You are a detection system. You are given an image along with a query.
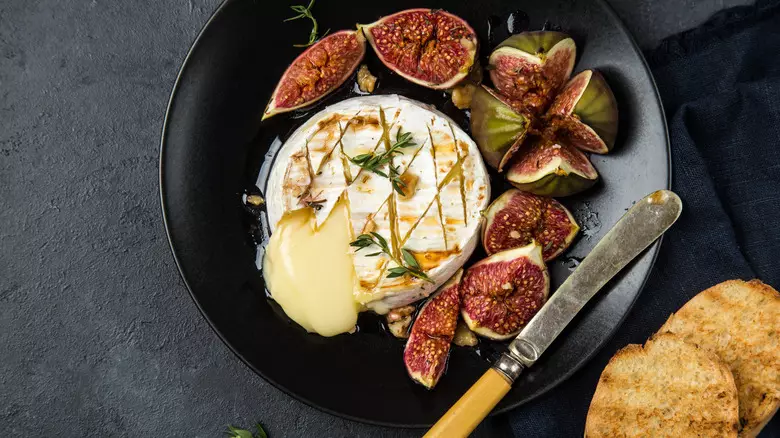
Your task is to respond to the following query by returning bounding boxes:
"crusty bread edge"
[584,333,740,437]
[737,280,780,437]
[740,404,779,438]
[584,343,644,438]
[660,279,780,437]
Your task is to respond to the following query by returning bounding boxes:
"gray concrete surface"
[0,0,751,436]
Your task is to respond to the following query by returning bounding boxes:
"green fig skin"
[505,138,599,197]
[509,172,597,198]
[495,31,572,54]
[548,70,618,153]
[470,85,530,170]
[572,71,618,151]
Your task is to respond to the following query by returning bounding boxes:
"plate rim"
[159,0,671,428]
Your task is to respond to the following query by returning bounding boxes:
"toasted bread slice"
[585,333,739,437]
[659,279,780,437]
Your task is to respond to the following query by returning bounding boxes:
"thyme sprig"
[225,423,267,438]
[284,0,329,47]
[348,130,416,196]
[350,232,432,283]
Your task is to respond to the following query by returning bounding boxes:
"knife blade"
[504,189,683,373]
[425,190,683,438]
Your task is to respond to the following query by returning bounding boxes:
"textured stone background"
[0,0,750,436]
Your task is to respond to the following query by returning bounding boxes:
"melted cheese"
[263,200,358,336]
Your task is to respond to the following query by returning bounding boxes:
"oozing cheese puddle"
[263,200,359,337]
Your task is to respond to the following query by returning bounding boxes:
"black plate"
[160,0,669,427]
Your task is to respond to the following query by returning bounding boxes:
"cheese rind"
[266,95,490,315]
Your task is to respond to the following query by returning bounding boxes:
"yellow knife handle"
[424,368,512,438]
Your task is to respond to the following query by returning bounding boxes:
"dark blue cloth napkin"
[506,1,780,436]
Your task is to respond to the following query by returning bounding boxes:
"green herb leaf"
[407,268,434,283]
[284,0,325,47]
[369,232,389,249]
[401,248,419,269]
[225,423,267,438]
[225,425,255,438]
[391,180,404,195]
[349,232,432,283]
[388,266,409,274]
[351,153,373,162]
[372,168,389,178]
[346,129,417,196]
[349,234,375,250]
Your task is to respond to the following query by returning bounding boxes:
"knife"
[424,190,683,438]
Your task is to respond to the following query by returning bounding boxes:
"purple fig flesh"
[363,9,477,90]
[506,137,598,197]
[482,189,579,261]
[547,70,618,153]
[404,270,462,389]
[488,31,576,114]
[460,243,549,340]
[263,30,366,120]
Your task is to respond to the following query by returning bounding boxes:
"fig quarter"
[403,269,463,389]
[263,30,366,120]
[547,70,619,154]
[469,85,530,171]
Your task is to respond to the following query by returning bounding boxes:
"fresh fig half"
[547,70,618,153]
[404,269,462,389]
[362,9,478,90]
[482,189,579,261]
[470,85,531,170]
[488,31,576,114]
[506,137,598,197]
[460,243,549,340]
[263,30,366,120]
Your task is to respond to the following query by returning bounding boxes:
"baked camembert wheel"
[264,95,490,336]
